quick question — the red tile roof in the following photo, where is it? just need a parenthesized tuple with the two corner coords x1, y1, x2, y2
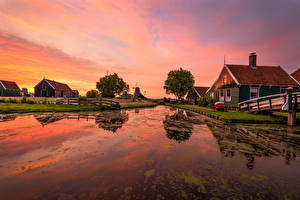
(291, 69, 300, 83)
(194, 87, 209, 97)
(226, 65, 299, 86)
(45, 79, 73, 91)
(0, 80, 20, 91)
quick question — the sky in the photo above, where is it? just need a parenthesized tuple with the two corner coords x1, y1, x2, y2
(1, 0, 300, 98)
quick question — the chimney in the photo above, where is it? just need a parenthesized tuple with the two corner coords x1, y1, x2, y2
(249, 52, 257, 68)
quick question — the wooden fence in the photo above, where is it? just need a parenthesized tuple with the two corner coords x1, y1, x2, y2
(56, 98, 120, 109)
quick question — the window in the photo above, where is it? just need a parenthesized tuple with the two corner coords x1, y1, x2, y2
(250, 87, 259, 99)
(226, 89, 231, 97)
(219, 89, 224, 101)
(226, 89, 231, 102)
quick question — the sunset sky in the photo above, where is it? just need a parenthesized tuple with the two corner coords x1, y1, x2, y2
(1, 0, 300, 98)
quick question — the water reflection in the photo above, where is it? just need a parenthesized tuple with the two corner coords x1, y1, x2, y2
(0, 114, 17, 122)
(163, 110, 193, 143)
(0, 106, 300, 199)
(95, 110, 129, 132)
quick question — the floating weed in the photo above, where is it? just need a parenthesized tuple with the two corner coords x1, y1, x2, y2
(241, 173, 268, 181)
(144, 169, 155, 178)
(180, 171, 207, 194)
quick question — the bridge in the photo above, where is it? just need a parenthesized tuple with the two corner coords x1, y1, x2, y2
(238, 88, 299, 126)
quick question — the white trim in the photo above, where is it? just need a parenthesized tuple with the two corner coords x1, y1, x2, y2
(206, 65, 227, 94)
(225, 88, 231, 102)
(194, 87, 201, 97)
(0, 81, 6, 90)
(279, 65, 300, 86)
(34, 79, 55, 90)
(224, 64, 240, 85)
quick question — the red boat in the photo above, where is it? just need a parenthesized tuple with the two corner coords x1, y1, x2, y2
(214, 101, 225, 111)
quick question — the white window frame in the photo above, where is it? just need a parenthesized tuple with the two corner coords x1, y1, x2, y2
(219, 89, 224, 102)
(225, 88, 231, 102)
(249, 87, 259, 99)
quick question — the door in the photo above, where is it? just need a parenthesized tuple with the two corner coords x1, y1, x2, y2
(42, 90, 46, 97)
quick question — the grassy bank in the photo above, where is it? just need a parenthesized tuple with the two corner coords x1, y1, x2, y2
(166, 103, 289, 124)
(0, 102, 158, 114)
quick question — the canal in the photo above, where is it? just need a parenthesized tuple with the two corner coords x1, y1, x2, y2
(0, 106, 299, 200)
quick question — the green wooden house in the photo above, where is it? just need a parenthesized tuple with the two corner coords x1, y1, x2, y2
(0, 80, 21, 97)
(206, 53, 300, 106)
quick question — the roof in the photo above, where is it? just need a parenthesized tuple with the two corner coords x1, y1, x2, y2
(291, 68, 300, 83)
(226, 65, 299, 86)
(0, 80, 20, 91)
(194, 87, 209, 97)
(45, 79, 73, 91)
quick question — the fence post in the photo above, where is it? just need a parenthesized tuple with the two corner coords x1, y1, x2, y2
(257, 100, 260, 110)
(269, 98, 272, 109)
(286, 87, 296, 126)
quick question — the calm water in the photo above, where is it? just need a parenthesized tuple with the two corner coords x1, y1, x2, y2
(0, 106, 300, 200)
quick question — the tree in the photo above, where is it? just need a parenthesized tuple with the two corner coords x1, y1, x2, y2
(164, 68, 194, 100)
(96, 73, 129, 98)
(86, 90, 99, 98)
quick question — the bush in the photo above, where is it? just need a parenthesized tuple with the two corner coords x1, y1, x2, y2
(86, 90, 99, 98)
(0, 99, 6, 103)
(21, 97, 27, 103)
(27, 100, 35, 104)
(42, 99, 48, 104)
(8, 98, 17, 103)
(198, 97, 209, 107)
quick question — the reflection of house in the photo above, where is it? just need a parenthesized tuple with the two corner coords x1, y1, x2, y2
(34, 114, 65, 126)
(207, 53, 300, 106)
(34, 78, 76, 98)
(0, 80, 21, 97)
(186, 87, 209, 104)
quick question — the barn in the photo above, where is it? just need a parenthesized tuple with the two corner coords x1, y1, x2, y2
(34, 78, 76, 98)
(0, 80, 21, 97)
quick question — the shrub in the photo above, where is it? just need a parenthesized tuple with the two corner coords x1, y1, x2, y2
(198, 97, 209, 107)
(21, 97, 27, 103)
(27, 100, 35, 104)
(42, 98, 48, 104)
(8, 98, 17, 103)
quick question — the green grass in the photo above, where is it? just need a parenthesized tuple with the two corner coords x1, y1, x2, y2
(166, 104, 287, 123)
(0, 102, 158, 114)
(120, 102, 157, 109)
(0, 103, 109, 113)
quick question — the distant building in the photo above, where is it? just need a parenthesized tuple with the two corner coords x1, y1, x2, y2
(206, 53, 300, 106)
(133, 87, 146, 99)
(0, 80, 21, 97)
(34, 78, 75, 98)
(186, 86, 209, 104)
(21, 88, 29, 96)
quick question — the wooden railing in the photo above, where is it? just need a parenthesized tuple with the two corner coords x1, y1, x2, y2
(56, 98, 120, 109)
(238, 92, 300, 112)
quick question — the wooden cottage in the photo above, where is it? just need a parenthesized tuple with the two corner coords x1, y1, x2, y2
(207, 53, 300, 106)
(186, 86, 209, 104)
(0, 80, 21, 97)
(34, 79, 75, 98)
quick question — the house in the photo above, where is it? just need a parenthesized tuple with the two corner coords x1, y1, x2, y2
(186, 86, 209, 104)
(34, 78, 76, 98)
(291, 69, 300, 83)
(0, 80, 21, 96)
(206, 53, 300, 106)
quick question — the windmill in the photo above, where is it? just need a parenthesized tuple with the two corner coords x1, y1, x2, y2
(132, 82, 146, 99)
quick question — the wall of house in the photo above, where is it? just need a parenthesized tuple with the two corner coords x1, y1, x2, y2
(54, 90, 74, 98)
(239, 85, 300, 102)
(34, 80, 55, 97)
(0, 84, 21, 97)
(213, 67, 236, 89)
(215, 87, 239, 106)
